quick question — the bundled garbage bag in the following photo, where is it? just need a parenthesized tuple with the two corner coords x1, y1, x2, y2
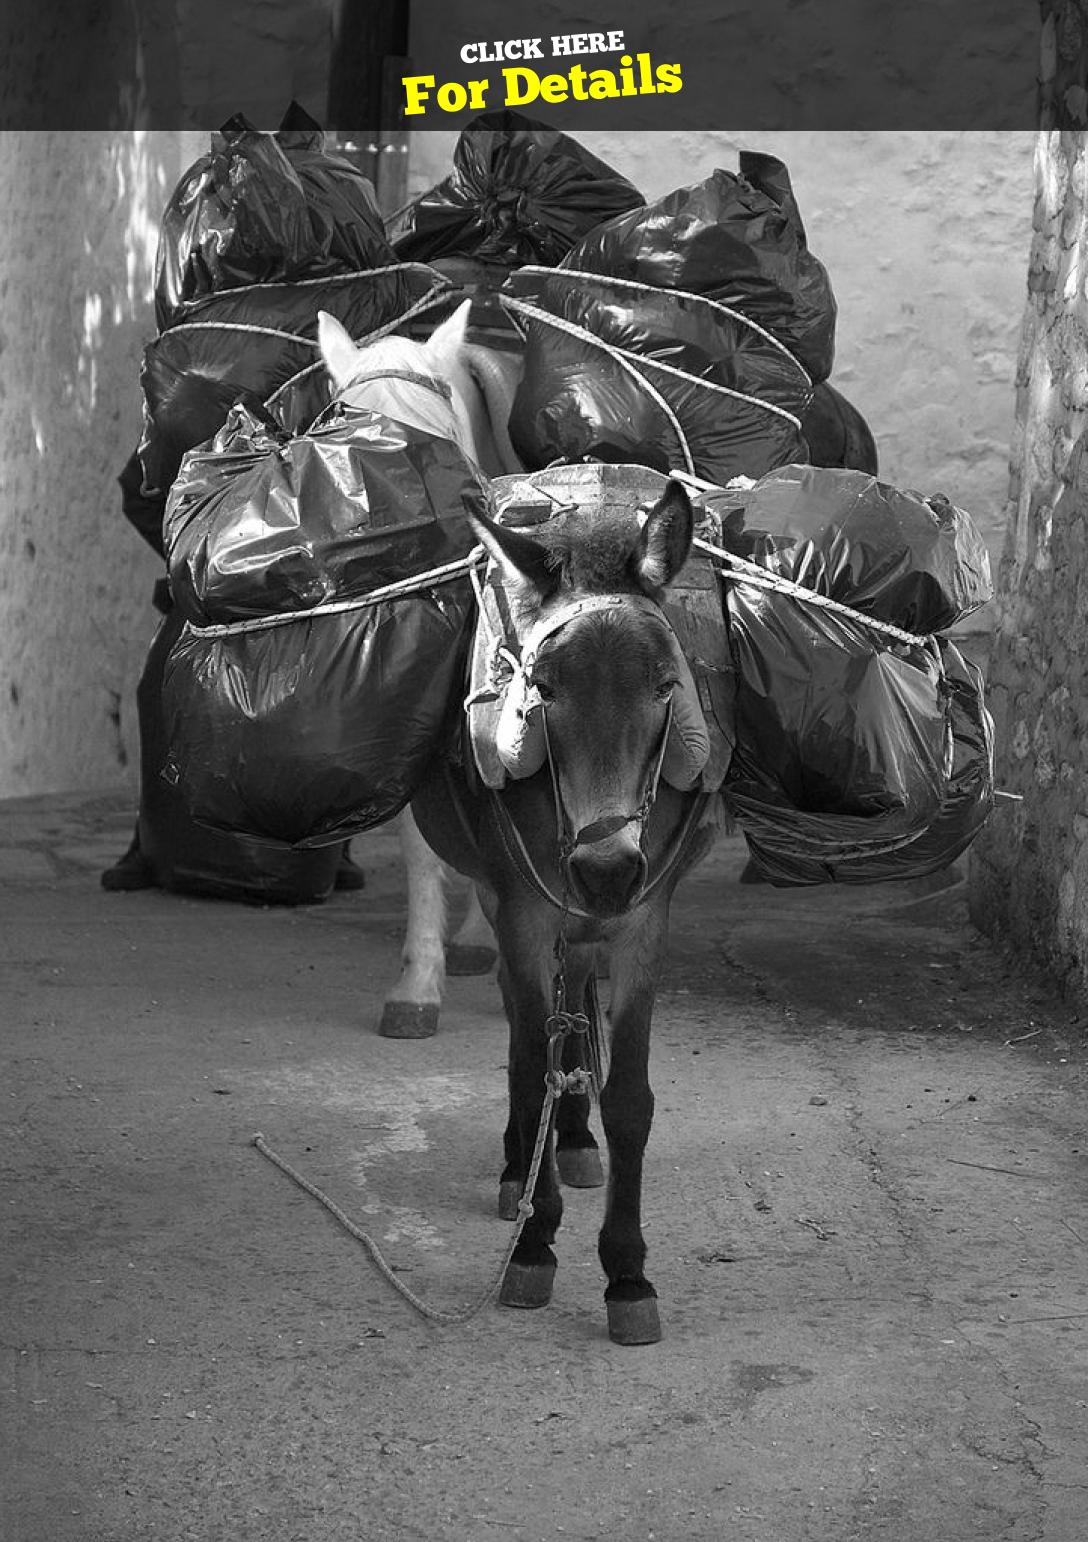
(388, 110, 645, 268)
(164, 401, 490, 624)
(161, 592, 473, 846)
(154, 105, 393, 331)
(728, 636, 993, 886)
(138, 262, 447, 499)
(723, 596, 952, 856)
(564, 155, 837, 379)
(136, 605, 343, 901)
(159, 399, 487, 845)
(505, 156, 833, 483)
(704, 464, 993, 633)
(715, 464, 995, 884)
(505, 280, 808, 479)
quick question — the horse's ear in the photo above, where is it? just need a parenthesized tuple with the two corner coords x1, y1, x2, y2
(317, 311, 360, 389)
(631, 479, 694, 595)
(426, 298, 473, 364)
(466, 506, 557, 600)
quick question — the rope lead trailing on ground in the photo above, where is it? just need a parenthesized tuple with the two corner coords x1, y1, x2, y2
(250, 1095, 557, 1326)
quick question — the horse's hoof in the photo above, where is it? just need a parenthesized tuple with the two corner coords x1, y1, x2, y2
(500, 1259, 556, 1309)
(378, 1001, 439, 1038)
(606, 1294, 662, 1346)
(445, 943, 498, 976)
(498, 1178, 522, 1221)
(556, 1146, 605, 1188)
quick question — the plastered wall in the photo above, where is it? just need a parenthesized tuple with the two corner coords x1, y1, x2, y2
(0, 134, 181, 799)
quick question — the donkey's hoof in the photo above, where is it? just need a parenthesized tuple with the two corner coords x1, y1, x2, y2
(500, 1258, 557, 1309)
(606, 1292, 662, 1346)
(498, 1178, 523, 1221)
(445, 942, 498, 976)
(556, 1145, 605, 1188)
(378, 1001, 439, 1038)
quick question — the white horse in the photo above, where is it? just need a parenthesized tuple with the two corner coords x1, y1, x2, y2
(318, 301, 523, 1036)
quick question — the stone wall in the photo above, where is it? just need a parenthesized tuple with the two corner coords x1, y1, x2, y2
(969, 133, 1088, 1000)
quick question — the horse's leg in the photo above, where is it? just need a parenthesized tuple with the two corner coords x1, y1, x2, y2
(445, 882, 498, 977)
(555, 974, 605, 1189)
(378, 809, 449, 1038)
(596, 899, 669, 1345)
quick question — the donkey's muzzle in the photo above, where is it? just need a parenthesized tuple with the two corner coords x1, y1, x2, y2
(566, 837, 648, 916)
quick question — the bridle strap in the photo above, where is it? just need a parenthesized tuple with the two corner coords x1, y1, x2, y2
(339, 367, 454, 401)
(487, 782, 712, 917)
(543, 694, 675, 855)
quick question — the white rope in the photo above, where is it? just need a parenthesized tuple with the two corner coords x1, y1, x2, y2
(168, 319, 322, 345)
(515, 264, 813, 390)
(184, 550, 485, 639)
(172, 262, 450, 305)
(500, 293, 804, 439)
(691, 534, 932, 648)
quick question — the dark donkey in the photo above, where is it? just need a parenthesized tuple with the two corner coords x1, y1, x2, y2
(411, 479, 724, 1344)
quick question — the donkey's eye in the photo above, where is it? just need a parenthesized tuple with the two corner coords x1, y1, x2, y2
(533, 679, 556, 703)
(655, 679, 679, 702)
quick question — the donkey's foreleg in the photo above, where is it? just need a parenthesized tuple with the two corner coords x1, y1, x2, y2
(379, 809, 449, 1038)
(494, 910, 588, 1308)
(597, 902, 669, 1344)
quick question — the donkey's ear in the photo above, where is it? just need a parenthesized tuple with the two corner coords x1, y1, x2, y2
(426, 298, 473, 363)
(317, 310, 361, 389)
(631, 479, 694, 595)
(466, 504, 557, 600)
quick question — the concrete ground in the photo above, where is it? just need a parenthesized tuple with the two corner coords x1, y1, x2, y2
(2, 788, 1087, 1542)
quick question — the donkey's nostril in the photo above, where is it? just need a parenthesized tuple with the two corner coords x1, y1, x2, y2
(568, 843, 647, 914)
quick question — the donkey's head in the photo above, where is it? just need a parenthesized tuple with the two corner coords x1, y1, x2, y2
(472, 481, 706, 916)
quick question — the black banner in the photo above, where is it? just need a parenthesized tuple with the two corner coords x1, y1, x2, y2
(0, 0, 1045, 130)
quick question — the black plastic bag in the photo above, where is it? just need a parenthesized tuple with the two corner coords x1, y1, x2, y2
(161, 590, 473, 847)
(715, 463, 994, 885)
(154, 106, 393, 332)
(164, 400, 490, 625)
(565, 156, 837, 381)
(503, 154, 831, 481)
(731, 639, 994, 886)
(136, 605, 342, 902)
(388, 110, 645, 269)
(505, 283, 808, 481)
(704, 464, 992, 634)
(722, 589, 952, 840)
